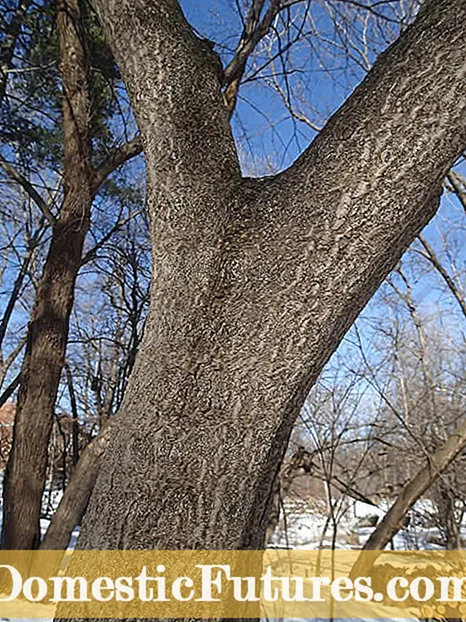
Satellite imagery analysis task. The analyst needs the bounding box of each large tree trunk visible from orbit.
[75,0,466,554]
[1,0,92,550]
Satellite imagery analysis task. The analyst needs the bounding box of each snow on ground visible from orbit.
[270,497,466,550]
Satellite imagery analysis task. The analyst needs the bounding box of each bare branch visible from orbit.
[447,170,466,215]
[0,159,56,226]
[80,209,143,266]
[223,0,290,116]
[91,135,143,195]
[1,336,26,381]
[0,372,21,410]
[351,413,466,574]
[0,0,33,104]
[417,234,466,321]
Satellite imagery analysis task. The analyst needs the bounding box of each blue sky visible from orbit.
[180,0,365,173]
[179,0,414,174]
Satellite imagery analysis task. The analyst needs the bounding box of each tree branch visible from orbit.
[80,209,143,266]
[0,0,33,104]
[447,169,466,214]
[0,372,21,410]
[0,159,56,226]
[248,0,466,349]
[223,0,289,116]
[40,419,116,550]
[350,413,466,576]
[91,135,143,195]
[88,0,241,195]
[417,234,466,321]
[88,0,242,354]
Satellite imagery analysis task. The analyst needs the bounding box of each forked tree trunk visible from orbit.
[73,0,466,556]
[1,0,92,550]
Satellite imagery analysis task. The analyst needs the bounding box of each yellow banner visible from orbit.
[1,549,466,618]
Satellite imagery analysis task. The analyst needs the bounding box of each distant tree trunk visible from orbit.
[1,0,143,551]
[40,421,114,550]
[1,0,92,550]
[350,416,466,577]
[64,363,80,466]
[72,0,466,556]
[442,489,462,550]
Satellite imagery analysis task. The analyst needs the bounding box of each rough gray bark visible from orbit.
[77,0,466,554]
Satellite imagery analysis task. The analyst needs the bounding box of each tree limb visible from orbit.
[223,0,283,116]
[0,0,32,104]
[80,209,143,266]
[0,373,21,410]
[0,159,56,226]
[417,234,466,321]
[0,221,46,349]
[40,419,115,550]
[350,414,466,577]
[91,135,143,195]
[88,0,241,196]
[447,170,466,214]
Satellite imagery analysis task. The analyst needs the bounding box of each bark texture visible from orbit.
[77,0,466,553]
[1,0,92,550]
